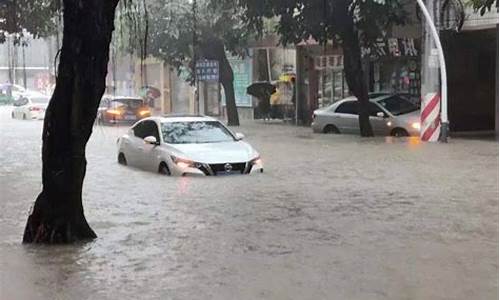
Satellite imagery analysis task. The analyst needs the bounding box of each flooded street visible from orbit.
[0,106,498,299]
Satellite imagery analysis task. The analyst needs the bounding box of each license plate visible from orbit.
[125,115,136,120]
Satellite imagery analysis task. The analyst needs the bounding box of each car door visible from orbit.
[12,99,22,118]
[127,121,148,168]
[14,97,29,119]
[333,101,359,133]
[140,120,162,171]
[368,102,389,136]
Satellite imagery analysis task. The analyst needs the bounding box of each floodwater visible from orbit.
[0,106,498,299]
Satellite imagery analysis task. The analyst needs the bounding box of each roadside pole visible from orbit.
[192,0,199,114]
[416,0,449,142]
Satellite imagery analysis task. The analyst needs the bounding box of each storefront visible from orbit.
[315,54,350,108]
[295,42,348,124]
[251,46,297,120]
[366,37,421,104]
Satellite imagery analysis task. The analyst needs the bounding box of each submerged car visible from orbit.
[312,93,421,137]
[117,115,264,176]
[11,94,50,120]
[97,96,151,125]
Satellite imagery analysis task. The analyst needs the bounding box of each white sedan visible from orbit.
[11,94,50,120]
[117,115,264,176]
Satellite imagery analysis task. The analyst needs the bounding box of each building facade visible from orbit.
[294,1,499,133]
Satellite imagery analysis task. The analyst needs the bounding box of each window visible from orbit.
[161,121,235,144]
[111,99,143,110]
[14,98,29,107]
[377,96,418,116]
[100,98,111,108]
[335,101,358,115]
[368,102,385,117]
[133,120,160,140]
[133,122,146,138]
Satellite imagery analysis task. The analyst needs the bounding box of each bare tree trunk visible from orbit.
[199,36,240,126]
[23,0,119,244]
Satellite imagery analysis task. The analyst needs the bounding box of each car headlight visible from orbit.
[411,122,421,130]
[250,156,263,166]
[170,156,200,169]
[139,109,151,116]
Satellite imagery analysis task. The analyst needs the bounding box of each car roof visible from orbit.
[23,92,50,99]
[111,97,143,101]
[337,93,399,103]
[103,95,143,101]
[144,115,219,123]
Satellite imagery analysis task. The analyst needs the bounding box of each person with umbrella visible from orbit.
[139,86,161,109]
[246,82,276,121]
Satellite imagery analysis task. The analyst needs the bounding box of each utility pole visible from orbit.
[7,35,13,84]
[192,0,199,114]
[22,37,27,89]
[417,0,449,142]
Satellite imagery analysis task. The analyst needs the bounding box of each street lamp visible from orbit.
[415,0,449,142]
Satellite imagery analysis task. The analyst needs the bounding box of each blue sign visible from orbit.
[196,60,219,81]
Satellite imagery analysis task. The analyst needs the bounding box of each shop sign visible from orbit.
[314,55,344,70]
[362,37,419,58]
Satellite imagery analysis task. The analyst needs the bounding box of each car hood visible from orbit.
[167,141,259,164]
[32,103,49,109]
[395,110,420,123]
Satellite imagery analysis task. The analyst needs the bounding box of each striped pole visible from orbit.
[416,0,449,142]
[421,92,441,141]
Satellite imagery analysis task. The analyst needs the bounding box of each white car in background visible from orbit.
[117,115,264,176]
[11,94,51,120]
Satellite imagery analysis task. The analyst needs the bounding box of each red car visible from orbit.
[97,96,151,125]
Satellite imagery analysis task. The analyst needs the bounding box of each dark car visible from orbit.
[97,96,151,125]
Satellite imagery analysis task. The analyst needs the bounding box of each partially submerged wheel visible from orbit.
[118,153,127,165]
[158,162,171,176]
[391,128,409,137]
[323,124,340,134]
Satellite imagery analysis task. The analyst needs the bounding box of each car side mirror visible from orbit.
[376,112,386,118]
[235,132,245,140]
[144,136,159,145]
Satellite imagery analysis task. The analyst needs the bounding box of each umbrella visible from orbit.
[139,86,161,99]
[246,81,276,99]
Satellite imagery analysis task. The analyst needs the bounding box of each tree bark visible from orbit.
[23,0,119,244]
[342,35,374,137]
[335,3,374,137]
[199,36,240,126]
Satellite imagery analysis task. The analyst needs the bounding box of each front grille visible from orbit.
[209,162,247,175]
[198,164,212,176]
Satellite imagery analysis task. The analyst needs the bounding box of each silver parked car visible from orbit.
[312,93,421,137]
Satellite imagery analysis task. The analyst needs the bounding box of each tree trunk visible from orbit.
[335,4,374,137]
[23,0,119,244]
[199,36,240,126]
[220,59,240,126]
[342,35,373,137]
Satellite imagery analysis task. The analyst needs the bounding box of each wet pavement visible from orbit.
[0,106,498,299]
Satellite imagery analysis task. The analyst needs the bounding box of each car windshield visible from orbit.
[377,96,419,116]
[161,121,235,144]
[111,99,143,109]
[31,97,50,104]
